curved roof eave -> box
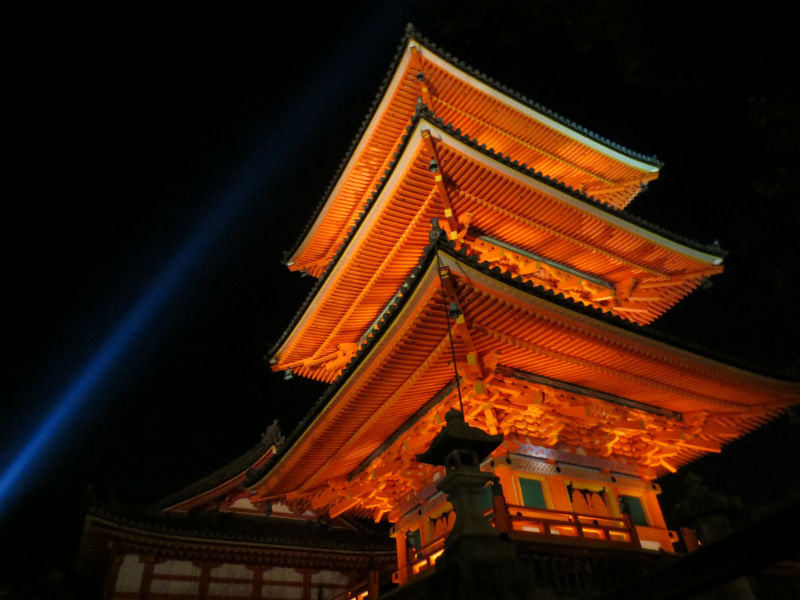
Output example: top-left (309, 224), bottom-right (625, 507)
top-left (157, 431), bottom-right (280, 511)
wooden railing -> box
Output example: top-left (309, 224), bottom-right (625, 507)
top-left (392, 535), bottom-right (446, 584)
top-left (500, 503), bottom-right (639, 545)
top-left (392, 497), bottom-right (642, 584)
top-left (330, 579), bottom-right (369, 600)
top-left (386, 540), bottom-right (670, 600)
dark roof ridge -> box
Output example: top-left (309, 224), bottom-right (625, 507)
top-left (155, 422), bottom-right (283, 510)
top-left (86, 504), bottom-right (395, 551)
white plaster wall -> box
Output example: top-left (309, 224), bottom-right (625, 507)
top-left (311, 570), bottom-right (349, 600)
top-left (115, 555), bottom-right (144, 593)
top-left (208, 581), bottom-right (253, 596)
top-left (231, 497), bottom-right (256, 510)
top-left (310, 570), bottom-right (348, 585)
top-left (151, 559), bottom-right (200, 595)
top-left (116, 558), bottom-right (354, 599)
top-left (263, 567), bottom-right (303, 582)
top-left (314, 586), bottom-right (339, 600)
top-left (262, 583), bottom-right (303, 599)
top-left (211, 562), bottom-right (252, 579)
top-left (169, 560), bottom-right (200, 577)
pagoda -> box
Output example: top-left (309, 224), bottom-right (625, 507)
top-left (79, 27), bottom-right (800, 600)
top-left (256, 26), bottom-right (799, 586)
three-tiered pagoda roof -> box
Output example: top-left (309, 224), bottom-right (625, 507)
top-left (253, 29), bottom-right (798, 523)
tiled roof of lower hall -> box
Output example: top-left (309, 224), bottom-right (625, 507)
top-left (156, 423), bottom-right (283, 510)
top-left (270, 108), bottom-right (725, 362)
top-left (253, 234), bottom-right (790, 493)
top-left (284, 23), bottom-right (664, 264)
top-left (86, 504), bottom-right (394, 552)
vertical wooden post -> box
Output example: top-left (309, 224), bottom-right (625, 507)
top-left (681, 526), bottom-right (700, 551)
top-left (138, 556), bottom-right (155, 600)
top-left (492, 480), bottom-right (512, 534)
top-left (642, 489), bottom-right (667, 529)
top-left (394, 530), bottom-right (408, 585)
top-left (368, 568), bottom-right (380, 598)
top-left (248, 565), bottom-right (263, 599)
top-left (197, 563), bottom-right (211, 600)
top-left (301, 568), bottom-right (315, 600)
top-left (572, 512), bottom-right (584, 538)
top-left (548, 475), bottom-right (572, 512)
top-left (622, 513), bottom-right (640, 547)
top-left (104, 551), bottom-right (124, 599)
top-left (493, 463), bottom-right (518, 505)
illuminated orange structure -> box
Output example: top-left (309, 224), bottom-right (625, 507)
top-left (257, 28), bottom-right (800, 587)
top-left (80, 28), bottom-right (800, 599)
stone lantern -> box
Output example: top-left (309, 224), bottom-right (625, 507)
top-left (414, 409), bottom-right (539, 600)
top-left (416, 408), bottom-right (504, 544)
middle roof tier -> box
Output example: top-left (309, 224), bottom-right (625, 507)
top-left (271, 117), bottom-right (724, 382)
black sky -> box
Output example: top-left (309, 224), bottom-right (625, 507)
top-left (3, 1), bottom-right (799, 576)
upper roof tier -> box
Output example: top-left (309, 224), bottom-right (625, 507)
top-left (287, 31), bottom-right (662, 278)
top-left (270, 117), bottom-right (723, 382)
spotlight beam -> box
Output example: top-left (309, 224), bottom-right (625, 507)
top-left (0, 4), bottom-right (407, 514)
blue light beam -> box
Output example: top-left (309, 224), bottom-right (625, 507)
top-left (0, 3), bottom-right (408, 514)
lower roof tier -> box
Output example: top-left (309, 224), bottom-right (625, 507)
top-left (252, 248), bottom-right (798, 516)
top-left (271, 118), bottom-right (723, 382)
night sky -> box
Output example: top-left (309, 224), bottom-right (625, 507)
top-left (4, 1), bottom-right (799, 582)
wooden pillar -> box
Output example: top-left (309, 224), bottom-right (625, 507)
top-left (547, 475), bottom-right (572, 512)
top-left (394, 530), bottom-right (408, 585)
top-left (200, 564), bottom-right (211, 600)
top-left (622, 513), bottom-right (640, 546)
top-left (104, 552), bottom-right (124, 599)
top-left (572, 511), bottom-right (584, 538)
top-left (493, 463), bottom-right (518, 505)
top-left (300, 568), bottom-right (316, 600)
top-left (247, 565), bottom-right (263, 599)
top-left (492, 480), bottom-right (512, 534)
top-left (642, 489), bottom-right (667, 529)
top-left (138, 556), bottom-right (155, 600)
top-left (681, 527), bottom-right (701, 551)
top-left (368, 568), bottom-right (380, 598)
top-left (193, 562), bottom-right (215, 600)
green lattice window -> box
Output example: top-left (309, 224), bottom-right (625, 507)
top-left (619, 495), bottom-right (648, 526)
top-left (519, 477), bottom-right (547, 509)
top-left (479, 483), bottom-right (494, 513)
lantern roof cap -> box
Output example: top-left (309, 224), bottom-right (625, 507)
top-left (415, 409), bottom-right (503, 466)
